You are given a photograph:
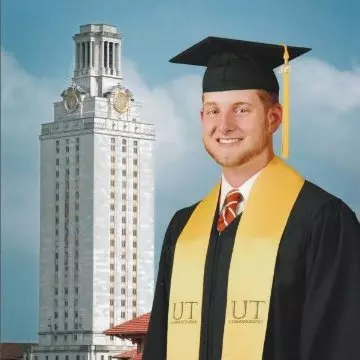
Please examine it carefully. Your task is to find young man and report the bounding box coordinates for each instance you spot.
[142,37,360,360]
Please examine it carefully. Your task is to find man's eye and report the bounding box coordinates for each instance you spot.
[207,109,218,116]
[235,107,248,114]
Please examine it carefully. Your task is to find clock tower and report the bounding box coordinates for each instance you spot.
[33,24,155,360]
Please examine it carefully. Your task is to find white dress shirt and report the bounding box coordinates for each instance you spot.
[219,170,262,215]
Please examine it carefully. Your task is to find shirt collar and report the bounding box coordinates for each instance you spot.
[219,170,262,211]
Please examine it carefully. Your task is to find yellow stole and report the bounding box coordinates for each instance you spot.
[167,157,305,359]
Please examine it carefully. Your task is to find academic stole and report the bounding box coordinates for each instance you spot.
[166,157,305,360]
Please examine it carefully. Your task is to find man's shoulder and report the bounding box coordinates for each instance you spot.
[161,200,201,251]
[299,179,356,222]
[301,180,338,205]
[170,201,201,231]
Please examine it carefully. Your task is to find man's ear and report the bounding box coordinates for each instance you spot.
[268,105,282,133]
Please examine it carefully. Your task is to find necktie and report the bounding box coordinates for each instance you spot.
[217,189,243,233]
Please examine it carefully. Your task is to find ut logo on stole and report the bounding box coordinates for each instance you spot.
[228,300,266,324]
[171,301,198,324]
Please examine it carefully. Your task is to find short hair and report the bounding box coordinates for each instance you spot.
[256,90,280,108]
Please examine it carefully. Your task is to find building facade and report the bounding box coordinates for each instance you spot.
[31,24,155,360]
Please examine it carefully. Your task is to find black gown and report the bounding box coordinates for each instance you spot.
[142,180,360,360]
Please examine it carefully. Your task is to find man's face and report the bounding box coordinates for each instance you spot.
[200,89,281,168]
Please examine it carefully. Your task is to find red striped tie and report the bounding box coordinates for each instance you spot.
[217,189,243,233]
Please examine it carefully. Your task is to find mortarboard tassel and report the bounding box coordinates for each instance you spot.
[280,44,290,159]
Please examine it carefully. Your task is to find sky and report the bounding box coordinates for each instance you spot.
[1,0,360,342]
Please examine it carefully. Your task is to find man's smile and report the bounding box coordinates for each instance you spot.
[216,138,244,144]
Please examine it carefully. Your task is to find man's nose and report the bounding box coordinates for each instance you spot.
[218,112,236,133]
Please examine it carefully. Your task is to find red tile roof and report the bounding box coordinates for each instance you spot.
[131,354,142,360]
[0,343,35,360]
[112,349,137,359]
[104,313,150,339]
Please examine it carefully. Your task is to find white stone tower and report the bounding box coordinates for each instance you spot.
[31,24,155,360]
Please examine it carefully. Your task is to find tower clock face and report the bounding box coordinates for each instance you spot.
[63,88,79,113]
[113,91,129,113]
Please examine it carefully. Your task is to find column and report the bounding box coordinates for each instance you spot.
[84,41,88,70]
[74,42,78,73]
[118,42,122,77]
[113,43,117,76]
[100,41,104,74]
[89,40,93,69]
[79,42,83,72]
[77,43,81,71]
[92,41,95,68]
[105,41,108,72]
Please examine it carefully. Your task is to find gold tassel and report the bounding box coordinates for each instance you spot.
[280,44,290,159]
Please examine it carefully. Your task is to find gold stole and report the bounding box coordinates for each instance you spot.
[167,157,305,359]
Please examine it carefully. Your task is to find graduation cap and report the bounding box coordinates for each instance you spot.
[169,36,311,158]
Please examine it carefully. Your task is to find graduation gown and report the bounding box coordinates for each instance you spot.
[142,180,360,360]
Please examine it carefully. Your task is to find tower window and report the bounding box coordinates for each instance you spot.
[104,42,108,68]
[109,42,114,70]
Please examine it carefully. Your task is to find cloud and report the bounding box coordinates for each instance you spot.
[1,49,66,340]
[287,58,360,187]
[123,58,215,210]
[123,58,202,153]
[292,57,360,113]
[1,49,64,253]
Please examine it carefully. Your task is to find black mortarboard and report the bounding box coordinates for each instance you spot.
[169,36,311,158]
